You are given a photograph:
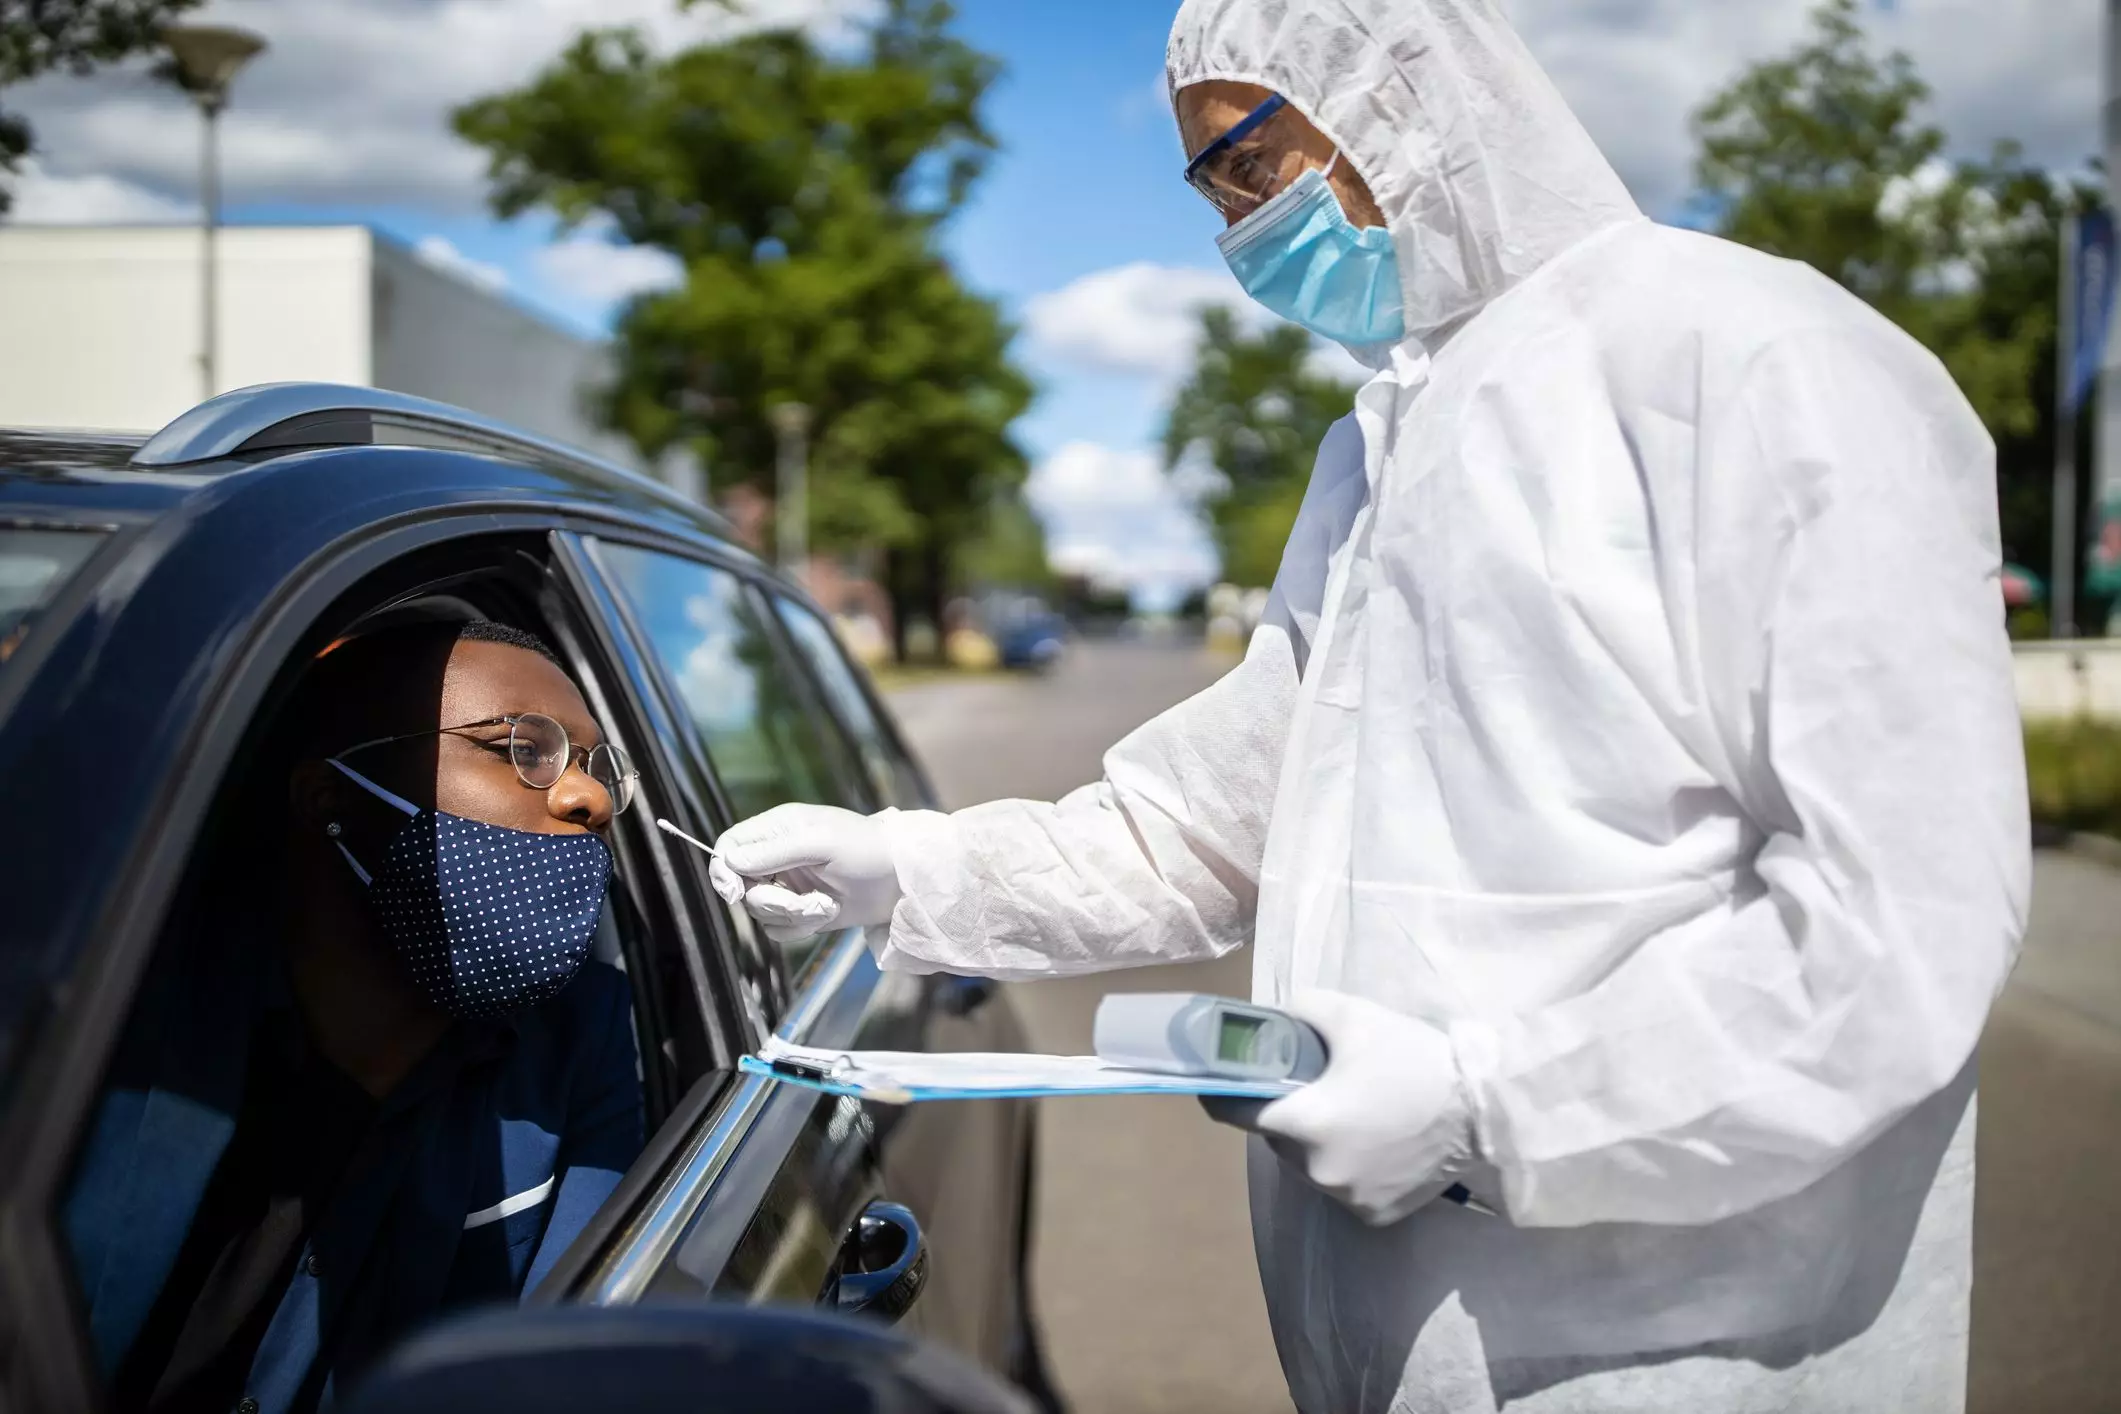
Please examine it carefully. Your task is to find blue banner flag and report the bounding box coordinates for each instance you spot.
[2070,209,2119,415]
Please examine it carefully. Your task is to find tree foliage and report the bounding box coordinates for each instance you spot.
[0,0,202,213]
[1162,306,1356,587]
[455,0,1037,650]
[1693,0,2100,593]
[956,485,1055,591]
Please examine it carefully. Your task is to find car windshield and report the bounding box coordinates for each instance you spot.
[0,527,107,666]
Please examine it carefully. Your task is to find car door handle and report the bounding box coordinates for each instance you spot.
[824,1200,929,1324]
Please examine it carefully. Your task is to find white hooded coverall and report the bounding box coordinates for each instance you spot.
[872,1,2031,1409]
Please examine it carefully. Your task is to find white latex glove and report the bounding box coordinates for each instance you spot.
[1243,990,1478,1227]
[713,804,904,946]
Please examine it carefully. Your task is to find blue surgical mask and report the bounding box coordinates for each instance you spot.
[1215,161,1405,347]
[326,759,613,1019]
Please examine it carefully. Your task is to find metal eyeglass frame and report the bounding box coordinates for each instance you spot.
[1183,92,1290,214]
[335,713,640,813]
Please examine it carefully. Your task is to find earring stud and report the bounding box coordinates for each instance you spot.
[327,822,343,838]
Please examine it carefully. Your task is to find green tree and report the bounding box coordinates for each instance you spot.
[1,0,202,214]
[1693,0,2100,602]
[455,0,1035,657]
[1162,305,1356,587]
[956,483,1054,591]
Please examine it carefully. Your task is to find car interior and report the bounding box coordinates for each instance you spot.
[50,529,797,1406]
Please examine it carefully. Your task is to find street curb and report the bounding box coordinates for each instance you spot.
[2050,830,2121,872]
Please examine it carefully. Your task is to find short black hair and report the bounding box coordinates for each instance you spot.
[258,617,566,787]
[454,617,561,665]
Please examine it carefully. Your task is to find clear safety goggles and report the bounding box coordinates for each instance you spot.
[1183,93,1318,220]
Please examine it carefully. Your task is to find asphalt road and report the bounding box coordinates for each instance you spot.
[885,638,2121,1414]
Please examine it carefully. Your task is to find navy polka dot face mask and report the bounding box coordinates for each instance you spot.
[326,759,614,1019]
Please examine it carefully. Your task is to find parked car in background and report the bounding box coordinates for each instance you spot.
[0,386,1056,1414]
[985,594,1069,672]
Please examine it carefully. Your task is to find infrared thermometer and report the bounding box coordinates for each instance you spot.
[1093,992,1496,1217]
[1094,993,1329,1083]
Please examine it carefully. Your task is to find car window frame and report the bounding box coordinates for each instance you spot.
[544,530,757,1082]
[576,536,873,995]
[529,534,893,1305]
[0,509,643,1414]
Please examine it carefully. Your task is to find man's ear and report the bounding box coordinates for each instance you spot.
[288,760,345,835]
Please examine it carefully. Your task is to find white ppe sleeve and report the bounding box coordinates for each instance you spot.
[1464,327,2031,1227]
[877,418,1368,981]
[878,613,1298,980]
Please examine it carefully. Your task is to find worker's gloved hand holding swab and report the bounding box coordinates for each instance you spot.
[664,804,904,945]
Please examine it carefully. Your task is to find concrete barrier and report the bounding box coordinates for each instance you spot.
[2015,640,2121,721]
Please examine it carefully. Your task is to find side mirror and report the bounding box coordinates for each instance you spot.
[342,1302,1039,1414]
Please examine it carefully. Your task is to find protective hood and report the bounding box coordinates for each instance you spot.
[1168,0,1643,345]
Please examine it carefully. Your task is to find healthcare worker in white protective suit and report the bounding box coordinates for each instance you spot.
[715,0,2031,1409]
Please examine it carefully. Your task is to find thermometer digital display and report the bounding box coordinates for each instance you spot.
[1095,994,1328,1084]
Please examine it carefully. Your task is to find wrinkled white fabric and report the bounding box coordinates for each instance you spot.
[812,1,2029,1409]
[1169,0,1639,347]
[1250,990,1476,1227]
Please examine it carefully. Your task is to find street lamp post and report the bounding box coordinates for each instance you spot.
[164,24,267,401]
[771,402,813,578]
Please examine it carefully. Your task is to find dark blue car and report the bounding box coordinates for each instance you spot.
[988,597,1068,671]
[0,385,1055,1414]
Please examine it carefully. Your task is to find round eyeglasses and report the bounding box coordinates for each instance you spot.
[337,712,639,815]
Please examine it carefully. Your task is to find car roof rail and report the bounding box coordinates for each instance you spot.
[131,381,724,528]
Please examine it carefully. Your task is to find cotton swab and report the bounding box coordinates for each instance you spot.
[656,817,722,858]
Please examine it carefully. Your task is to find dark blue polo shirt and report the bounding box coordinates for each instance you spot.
[65,957,644,1414]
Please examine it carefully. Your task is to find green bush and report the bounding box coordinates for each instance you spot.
[2024,717,2121,838]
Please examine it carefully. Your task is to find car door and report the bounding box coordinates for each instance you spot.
[759,587,1039,1369]
[549,535,1035,1374]
[0,513,763,1413]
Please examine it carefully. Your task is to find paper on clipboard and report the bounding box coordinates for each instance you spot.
[742,1036,1304,1105]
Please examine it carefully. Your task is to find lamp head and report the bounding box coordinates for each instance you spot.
[163,24,268,111]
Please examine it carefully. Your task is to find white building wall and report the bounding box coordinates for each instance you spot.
[0,226,662,483]
[368,235,646,474]
[0,225,371,433]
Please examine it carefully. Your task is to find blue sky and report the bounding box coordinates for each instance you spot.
[8,0,2104,604]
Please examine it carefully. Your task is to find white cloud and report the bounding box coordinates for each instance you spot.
[413,233,509,294]
[679,586,760,733]
[1116,67,1177,129]
[1511,0,2101,219]
[4,158,193,224]
[6,0,885,214]
[7,0,2099,236]
[1026,441,1219,596]
[535,231,686,306]
[1023,262,1252,379]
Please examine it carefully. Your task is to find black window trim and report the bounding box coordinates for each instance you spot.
[573,532,864,1005]
[567,533,787,1010]
[545,531,751,1084]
